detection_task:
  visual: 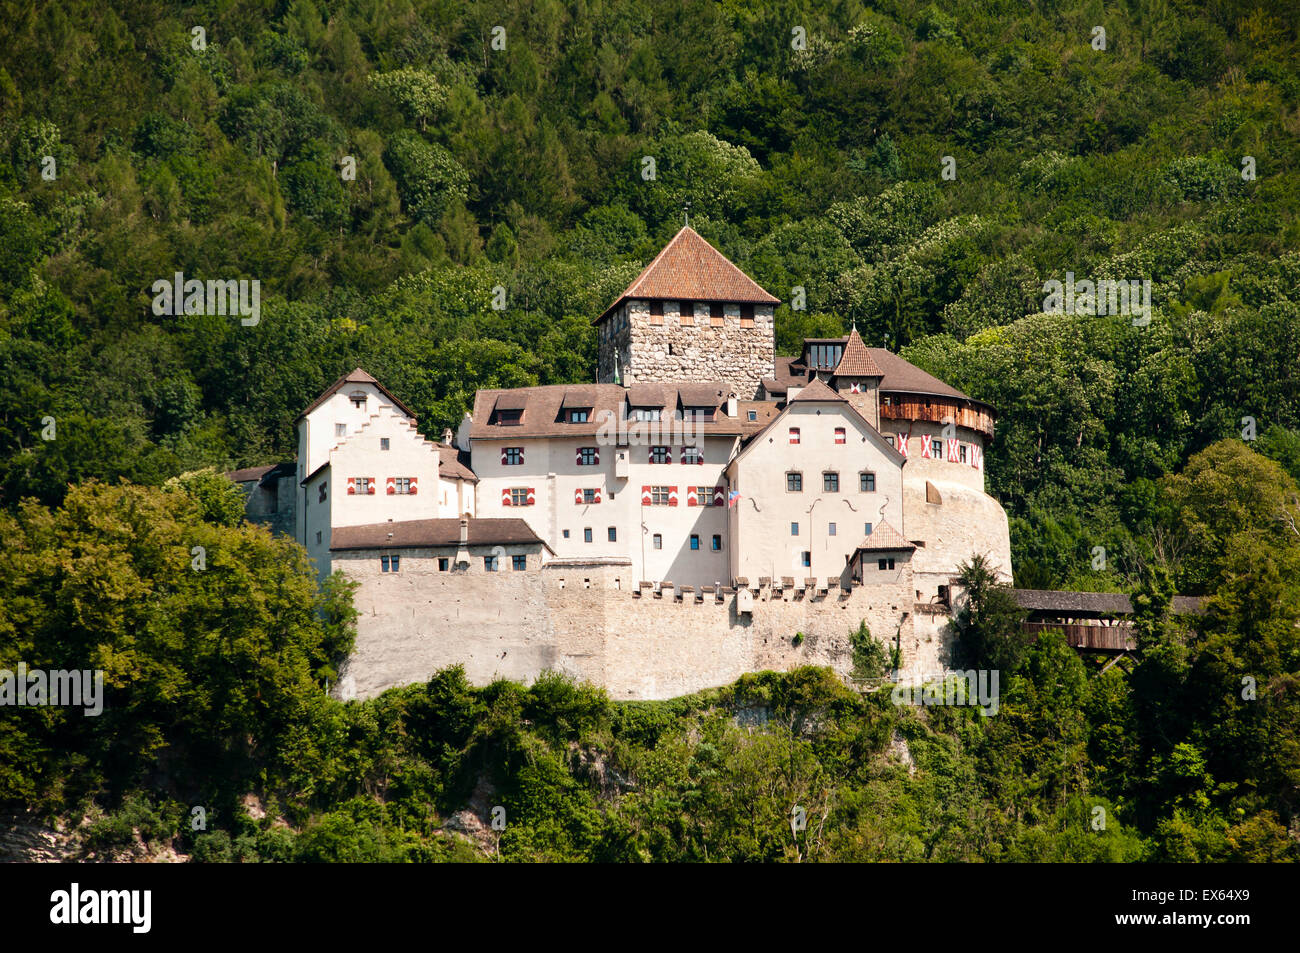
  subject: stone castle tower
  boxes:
[594,226,780,399]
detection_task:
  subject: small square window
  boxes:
[582,488,597,504]
[878,558,896,571]
[650,445,670,464]
[690,534,700,550]
[608,527,617,542]
[438,557,450,571]
[823,472,839,492]
[829,523,837,536]
[861,472,876,493]
[791,522,799,536]
[512,554,527,571]
[653,533,662,550]
[380,437,390,451]
[787,472,803,492]
[801,551,811,567]
[504,447,523,465]
[711,535,722,551]
[335,423,347,437]
[584,527,593,543]
[570,409,590,423]
[748,410,757,421]
[484,555,499,572]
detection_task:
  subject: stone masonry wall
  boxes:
[337,555,958,702]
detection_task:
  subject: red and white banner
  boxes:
[789,428,800,444]
[920,435,933,458]
[834,428,846,444]
[970,444,982,471]
[947,438,959,462]
[897,433,908,457]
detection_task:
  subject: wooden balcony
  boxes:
[1023,621,1135,653]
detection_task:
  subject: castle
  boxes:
[235,227,1013,700]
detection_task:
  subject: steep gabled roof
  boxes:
[787,377,845,404]
[595,226,779,324]
[833,328,883,378]
[297,368,417,421]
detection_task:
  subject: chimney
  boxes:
[726,394,737,417]
[456,517,470,567]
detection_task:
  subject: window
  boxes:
[632,407,661,422]
[582,488,598,504]
[496,409,522,425]
[710,302,724,326]
[512,555,527,571]
[484,555,499,572]
[682,446,703,464]
[380,438,390,451]
[318,483,326,503]
[651,485,672,505]
[316,531,321,544]
[650,445,670,464]
[578,446,598,465]
[747,410,757,421]
[878,558,896,571]
[608,527,617,542]
[678,301,694,326]
[563,529,570,538]
[791,522,800,536]
[652,533,662,550]
[823,472,839,492]
[381,555,400,573]
[649,300,663,325]
[789,427,801,444]
[860,471,876,493]
[683,407,714,422]
[711,534,722,551]
[801,552,811,567]
[864,522,873,536]
[584,527,593,543]
[740,303,754,328]
[690,534,700,550]
[569,409,590,423]
[335,423,347,437]
[393,477,413,495]
[960,444,968,463]
[350,393,367,409]
[828,523,837,536]
[787,472,803,492]
[806,343,843,369]
[438,557,450,571]
[503,447,523,465]
[696,485,713,506]
[351,476,373,495]
[834,427,846,444]
[509,488,530,506]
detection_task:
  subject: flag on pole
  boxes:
[728,491,741,508]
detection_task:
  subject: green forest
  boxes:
[1,0,1298,861]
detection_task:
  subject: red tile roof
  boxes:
[595,226,779,324]
[833,328,883,377]
[853,522,916,552]
[787,377,845,403]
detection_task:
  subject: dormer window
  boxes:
[683,406,715,422]
[496,409,522,425]
[569,409,590,423]
[632,407,661,422]
[350,391,367,409]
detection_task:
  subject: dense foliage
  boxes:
[1,1,1298,860]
